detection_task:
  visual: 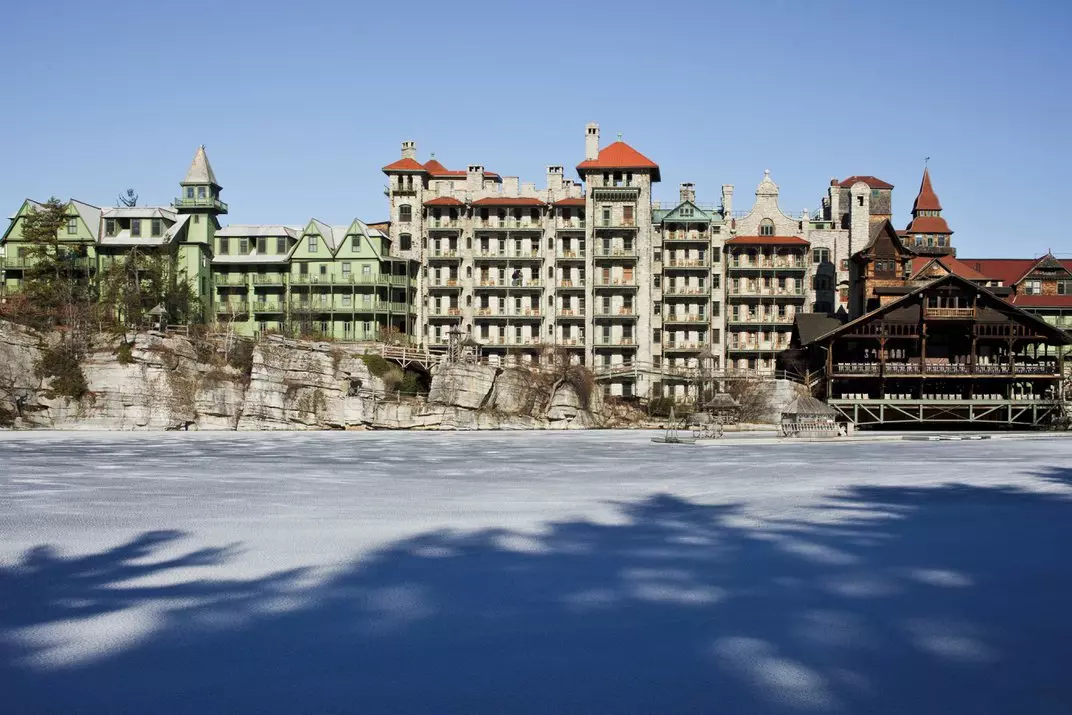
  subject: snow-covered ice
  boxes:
[2,430,1071,713]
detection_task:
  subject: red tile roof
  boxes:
[382,157,427,172]
[576,141,660,181]
[471,197,546,207]
[423,197,465,207]
[910,256,990,282]
[903,215,952,234]
[912,168,942,212]
[423,159,501,180]
[553,197,586,207]
[1012,294,1072,308]
[960,259,1036,286]
[839,175,894,189]
[725,235,810,246]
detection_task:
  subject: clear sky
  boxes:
[2,0,1069,258]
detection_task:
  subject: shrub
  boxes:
[116,341,134,365]
[227,340,255,376]
[399,371,428,396]
[359,353,393,378]
[36,343,88,401]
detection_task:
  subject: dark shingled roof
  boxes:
[782,395,838,416]
[795,313,843,346]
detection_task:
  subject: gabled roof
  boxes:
[552,197,586,207]
[725,235,809,246]
[182,145,219,186]
[909,256,989,282]
[911,167,942,212]
[782,395,838,416]
[423,196,465,207]
[217,225,301,238]
[382,157,427,172]
[838,175,894,190]
[859,219,914,255]
[806,272,1072,347]
[422,159,501,180]
[1011,294,1072,308]
[961,255,1072,287]
[69,199,102,237]
[657,199,718,223]
[100,214,188,247]
[471,197,545,207]
[903,214,952,234]
[103,206,178,220]
[576,141,660,181]
[794,313,844,345]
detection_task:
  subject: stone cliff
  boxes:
[0,321,606,431]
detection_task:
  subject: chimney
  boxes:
[467,165,484,193]
[829,180,840,222]
[547,165,563,192]
[721,184,734,215]
[503,176,520,195]
[680,182,696,204]
[585,123,600,161]
[401,140,416,160]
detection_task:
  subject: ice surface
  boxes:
[2,431,1071,713]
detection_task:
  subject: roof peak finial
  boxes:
[617,132,623,141]
[924,156,930,168]
[764,168,770,176]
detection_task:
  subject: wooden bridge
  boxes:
[590,359,809,386]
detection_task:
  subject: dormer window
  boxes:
[309,236,319,253]
[105,219,116,237]
[197,186,207,199]
[66,218,78,234]
[130,219,141,238]
[759,219,775,236]
[151,218,162,237]
[186,187,194,199]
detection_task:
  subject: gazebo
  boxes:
[780,395,839,438]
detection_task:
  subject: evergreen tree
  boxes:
[20,198,95,330]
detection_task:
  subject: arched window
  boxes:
[759,219,775,236]
[398,205,412,223]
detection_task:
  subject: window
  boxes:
[400,233,412,251]
[350,236,360,252]
[239,238,249,254]
[759,219,775,236]
[840,259,849,271]
[813,247,830,264]
[319,264,327,276]
[105,219,116,236]
[362,264,372,275]
[623,205,634,227]
[712,274,720,289]
[399,205,412,222]
[602,206,611,226]
[309,236,319,253]
[277,236,287,254]
[1025,280,1042,295]
[198,186,207,199]
[66,217,78,234]
[342,263,351,276]
[342,294,352,307]
[130,219,141,237]
[219,237,229,254]
[151,218,162,237]
[1058,281,1070,295]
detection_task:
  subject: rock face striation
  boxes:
[0,321,606,430]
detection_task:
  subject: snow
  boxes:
[2,430,1071,714]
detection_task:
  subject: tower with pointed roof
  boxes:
[903,167,954,256]
[173,146,227,315]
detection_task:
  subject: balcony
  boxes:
[429,308,462,318]
[664,258,710,270]
[594,338,638,348]
[252,302,283,313]
[662,285,709,296]
[663,341,705,351]
[728,287,805,298]
[215,274,248,286]
[215,303,248,315]
[594,222,638,231]
[727,342,790,352]
[556,220,586,231]
[593,248,638,260]
[557,338,585,347]
[474,249,543,260]
[556,250,586,261]
[484,336,543,347]
[593,279,637,290]
[924,307,976,320]
[728,315,795,326]
[663,314,708,324]
[728,259,806,271]
[428,220,461,231]
[428,280,462,289]
[557,279,586,290]
[594,310,639,320]
[663,231,711,242]
[833,360,1059,377]
[173,196,228,212]
[475,280,544,290]
[251,274,286,285]
[557,309,585,319]
[476,220,544,231]
[428,249,460,260]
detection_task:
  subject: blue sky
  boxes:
[1,0,1068,258]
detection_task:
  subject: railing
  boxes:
[595,221,637,229]
[252,302,283,312]
[429,308,462,317]
[556,220,586,230]
[663,314,708,323]
[663,342,704,350]
[474,249,543,259]
[594,311,638,319]
[662,286,708,295]
[663,232,711,241]
[474,309,542,318]
[557,279,586,288]
[728,315,794,325]
[476,220,543,230]
[215,274,248,286]
[664,258,710,268]
[557,309,583,317]
[428,220,460,229]
[429,249,459,258]
[216,303,248,314]
[834,360,1060,376]
[729,259,806,269]
[556,250,587,259]
[728,287,805,297]
[291,274,413,287]
[594,338,638,347]
[593,248,639,258]
[428,280,461,288]
[593,280,637,288]
[924,307,976,319]
[728,343,789,352]
[251,274,285,285]
[174,196,228,212]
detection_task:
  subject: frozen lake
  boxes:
[2,431,1071,714]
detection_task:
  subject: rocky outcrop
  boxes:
[0,321,607,431]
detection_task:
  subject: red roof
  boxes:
[904,215,952,234]
[725,235,810,246]
[423,197,464,207]
[960,259,1036,286]
[839,175,894,189]
[382,157,427,172]
[471,197,546,207]
[912,168,942,212]
[423,158,500,180]
[553,197,586,207]
[910,256,990,282]
[1012,294,1072,308]
[576,141,661,181]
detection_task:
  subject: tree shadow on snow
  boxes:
[3,476,1072,714]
